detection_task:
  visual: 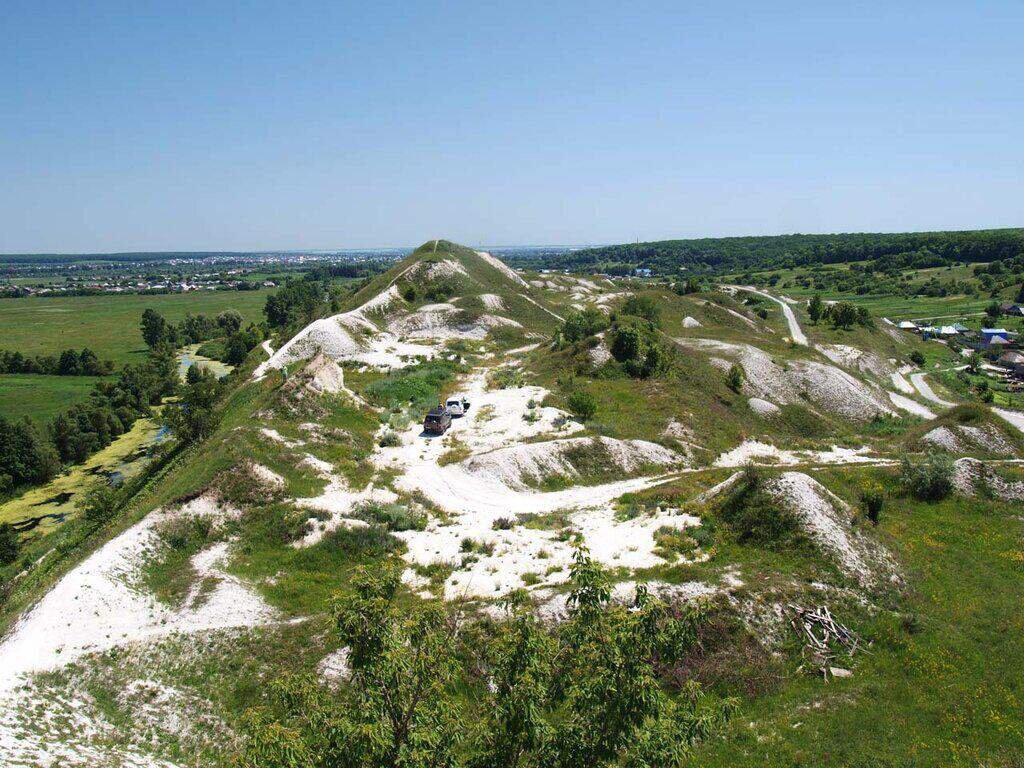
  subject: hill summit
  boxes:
[256,240,558,375]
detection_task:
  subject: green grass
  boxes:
[0,373,106,424]
[0,289,273,366]
[695,469,1024,767]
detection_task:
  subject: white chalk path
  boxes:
[727,286,808,346]
[261,339,274,357]
[889,392,937,419]
[909,372,956,408]
[908,371,1024,437]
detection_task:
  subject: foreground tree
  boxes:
[235,550,733,768]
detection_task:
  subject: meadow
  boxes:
[0,374,105,424]
[0,289,272,366]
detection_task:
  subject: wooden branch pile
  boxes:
[789,604,866,679]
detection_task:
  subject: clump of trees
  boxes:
[807,296,872,330]
[236,549,735,768]
[141,308,255,348]
[558,307,609,345]
[0,348,114,376]
[165,368,222,445]
[0,416,59,493]
[264,279,331,329]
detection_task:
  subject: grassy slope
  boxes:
[0,374,107,424]
[0,289,273,365]
[697,466,1024,767]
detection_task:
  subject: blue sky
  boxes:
[2,1,1021,252]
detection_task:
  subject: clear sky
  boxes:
[2,1,1022,252]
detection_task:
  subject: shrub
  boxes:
[860,485,885,525]
[621,294,661,326]
[492,516,515,530]
[0,522,19,566]
[727,364,744,393]
[909,350,926,367]
[900,453,954,501]
[357,501,427,532]
[718,466,800,545]
[378,430,402,447]
[80,482,121,526]
[567,390,598,422]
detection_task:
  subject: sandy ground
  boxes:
[0,497,276,693]
[713,440,883,468]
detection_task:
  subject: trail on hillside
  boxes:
[727,285,809,345]
[909,372,955,407]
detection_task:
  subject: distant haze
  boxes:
[2,1,1022,253]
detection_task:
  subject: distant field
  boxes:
[0,374,105,424]
[0,289,273,365]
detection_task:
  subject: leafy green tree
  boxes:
[165,369,221,445]
[561,308,608,344]
[140,308,172,347]
[567,390,597,421]
[0,416,60,488]
[807,294,824,325]
[57,349,81,376]
[81,482,121,526]
[0,522,19,566]
[829,301,859,329]
[909,350,926,367]
[216,309,244,335]
[985,301,1002,321]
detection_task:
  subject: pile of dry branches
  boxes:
[789,604,867,679]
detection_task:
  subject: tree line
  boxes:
[0,344,178,493]
[512,228,1024,275]
[0,348,114,376]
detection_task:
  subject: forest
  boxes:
[510,228,1024,275]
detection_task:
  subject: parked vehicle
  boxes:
[423,405,452,435]
[445,396,471,417]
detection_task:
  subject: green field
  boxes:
[0,374,106,424]
[0,289,273,366]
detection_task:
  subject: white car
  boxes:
[445,396,471,417]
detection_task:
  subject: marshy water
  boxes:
[0,348,231,535]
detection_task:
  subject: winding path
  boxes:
[909,372,956,408]
[727,285,808,346]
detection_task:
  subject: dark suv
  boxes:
[423,406,452,435]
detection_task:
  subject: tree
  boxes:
[985,301,1002,322]
[216,309,244,335]
[1016,283,1024,304]
[140,308,171,347]
[567,391,597,422]
[727,364,744,393]
[81,482,121,526]
[909,350,926,367]
[621,295,661,326]
[561,308,608,344]
[829,301,859,330]
[164,369,221,444]
[0,522,19,566]
[57,349,81,376]
[0,416,60,489]
[807,294,824,324]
